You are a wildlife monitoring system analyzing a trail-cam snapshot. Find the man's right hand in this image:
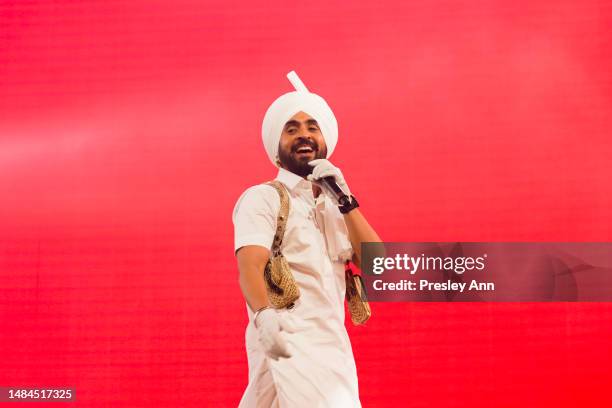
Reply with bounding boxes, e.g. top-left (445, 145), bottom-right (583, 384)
top-left (255, 308), bottom-right (295, 360)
